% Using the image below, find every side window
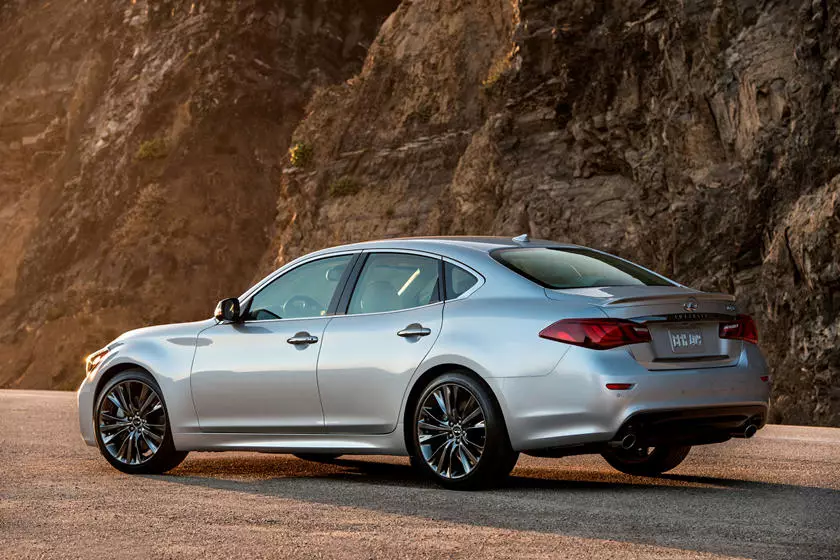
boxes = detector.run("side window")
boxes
[244,255,353,321]
[348,253,440,315]
[444,262,479,300]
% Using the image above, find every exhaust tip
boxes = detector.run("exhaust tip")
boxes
[621,433,637,450]
[744,424,757,439]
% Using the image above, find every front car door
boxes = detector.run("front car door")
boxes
[190,253,356,433]
[316,251,444,433]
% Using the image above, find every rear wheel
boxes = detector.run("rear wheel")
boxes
[293,453,342,463]
[601,445,691,476]
[94,370,188,474]
[409,372,518,490]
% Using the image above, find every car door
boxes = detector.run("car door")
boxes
[316,251,444,433]
[190,253,356,433]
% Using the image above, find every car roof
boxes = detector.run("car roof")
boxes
[310,236,582,259]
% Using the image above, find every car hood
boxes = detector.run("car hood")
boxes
[111,318,217,346]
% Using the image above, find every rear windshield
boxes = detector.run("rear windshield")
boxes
[493,248,673,289]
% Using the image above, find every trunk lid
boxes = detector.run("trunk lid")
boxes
[545,286,742,370]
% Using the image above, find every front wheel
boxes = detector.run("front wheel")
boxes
[601,445,691,476]
[409,372,518,490]
[94,370,188,474]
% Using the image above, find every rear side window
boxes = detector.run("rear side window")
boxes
[348,253,440,314]
[493,248,673,289]
[444,262,478,300]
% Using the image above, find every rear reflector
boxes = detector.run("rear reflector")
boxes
[719,314,758,344]
[760,375,770,383]
[606,383,634,390]
[539,318,651,350]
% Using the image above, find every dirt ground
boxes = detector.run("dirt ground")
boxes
[1,389,838,559]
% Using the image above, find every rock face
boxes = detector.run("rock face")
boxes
[1,0,838,426]
[0,0,396,388]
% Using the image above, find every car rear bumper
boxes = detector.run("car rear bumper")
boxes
[490,342,771,452]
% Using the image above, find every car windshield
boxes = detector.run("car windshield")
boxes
[493,247,673,289]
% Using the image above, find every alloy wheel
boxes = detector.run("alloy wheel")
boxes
[98,380,167,466]
[417,382,486,479]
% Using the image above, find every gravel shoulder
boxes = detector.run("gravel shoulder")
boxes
[1,390,838,559]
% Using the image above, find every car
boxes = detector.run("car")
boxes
[78,236,771,489]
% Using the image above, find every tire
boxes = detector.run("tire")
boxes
[293,453,342,463]
[601,445,691,476]
[94,370,188,474]
[409,372,518,490]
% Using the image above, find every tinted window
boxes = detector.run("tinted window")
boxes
[494,248,673,289]
[444,262,478,300]
[348,253,440,314]
[245,255,353,320]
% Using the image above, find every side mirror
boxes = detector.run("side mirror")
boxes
[214,298,241,322]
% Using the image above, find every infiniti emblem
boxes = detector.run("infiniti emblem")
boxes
[684,300,698,312]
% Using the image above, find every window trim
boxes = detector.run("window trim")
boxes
[337,249,444,317]
[238,252,362,323]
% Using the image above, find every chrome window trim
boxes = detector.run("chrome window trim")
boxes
[326,300,444,320]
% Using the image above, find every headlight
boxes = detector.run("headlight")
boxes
[85,347,110,377]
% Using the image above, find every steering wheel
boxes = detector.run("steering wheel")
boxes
[282,295,323,318]
[250,308,282,321]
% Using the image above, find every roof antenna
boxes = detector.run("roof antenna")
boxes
[512,233,530,243]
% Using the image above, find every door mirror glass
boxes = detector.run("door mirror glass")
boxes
[214,298,241,322]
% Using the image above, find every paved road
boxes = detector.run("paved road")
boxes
[1,390,838,559]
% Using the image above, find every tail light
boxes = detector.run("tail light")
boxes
[719,314,758,344]
[539,318,651,350]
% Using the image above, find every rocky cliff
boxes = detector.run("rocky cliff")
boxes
[1,0,838,426]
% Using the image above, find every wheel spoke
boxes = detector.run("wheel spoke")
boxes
[419,432,447,444]
[460,404,482,427]
[106,393,126,415]
[432,390,448,420]
[141,432,159,455]
[435,439,453,473]
[418,420,449,432]
[100,421,131,431]
[443,385,454,420]
[138,389,157,416]
[457,445,472,474]
[462,440,479,461]
[115,385,133,415]
[144,429,163,444]
[102,425,130,445]
[463,434,484,454]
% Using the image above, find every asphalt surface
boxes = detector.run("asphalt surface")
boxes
[1,390,838,559]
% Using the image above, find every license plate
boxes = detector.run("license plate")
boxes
[669,329,704,353]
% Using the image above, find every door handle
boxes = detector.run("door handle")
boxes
[287,332,318,345]
[397,324,432,338]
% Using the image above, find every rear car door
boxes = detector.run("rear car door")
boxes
[190,254,356,433]
[316,251,444,433]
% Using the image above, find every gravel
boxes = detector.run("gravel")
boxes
[1,390,838,559]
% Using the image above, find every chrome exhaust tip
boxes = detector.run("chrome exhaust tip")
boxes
[620,433,637,450]
[743,424,757,439]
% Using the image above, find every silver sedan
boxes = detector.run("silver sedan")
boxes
[78,236,771,489]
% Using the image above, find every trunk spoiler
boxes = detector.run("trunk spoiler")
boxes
[601,292,735,306]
